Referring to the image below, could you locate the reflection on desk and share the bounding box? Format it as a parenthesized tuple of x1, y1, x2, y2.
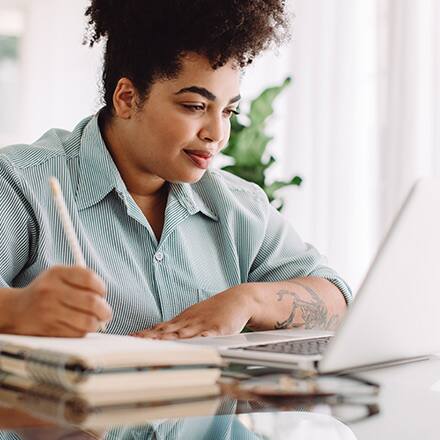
(0, 363, 378, 434)
(2, 358, 440, 439)
(0, 406, 357, 440)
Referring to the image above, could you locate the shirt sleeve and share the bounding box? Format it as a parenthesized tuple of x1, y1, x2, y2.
(0, 155, 38, 287)
(247, 196, 352, 304)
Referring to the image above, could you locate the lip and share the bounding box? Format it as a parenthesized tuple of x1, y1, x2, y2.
(183, 149, 214, 170)
(183, 149, 214, 159)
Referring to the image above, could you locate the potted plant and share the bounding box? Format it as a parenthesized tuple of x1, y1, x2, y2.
(220, 77, 302, 211)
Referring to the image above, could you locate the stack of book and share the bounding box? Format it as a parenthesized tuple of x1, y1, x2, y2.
(0, 333, 223, 428)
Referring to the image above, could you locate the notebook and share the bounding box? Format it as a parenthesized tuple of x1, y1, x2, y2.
(0, 372, 220, 407)
(184, 178, 440, 373)
(0, 333, 222, 391)
(0, 377, 221, 429)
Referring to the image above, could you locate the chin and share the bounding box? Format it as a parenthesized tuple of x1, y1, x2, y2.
(170, 170, 206, 184)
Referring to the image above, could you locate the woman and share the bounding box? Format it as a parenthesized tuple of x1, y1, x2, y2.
(0, 0, 351, 338)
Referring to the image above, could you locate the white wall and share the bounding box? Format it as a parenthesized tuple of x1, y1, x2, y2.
(10, 0, 102, 144)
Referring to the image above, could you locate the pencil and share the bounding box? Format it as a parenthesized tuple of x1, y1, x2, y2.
(49, 176, 107, 332)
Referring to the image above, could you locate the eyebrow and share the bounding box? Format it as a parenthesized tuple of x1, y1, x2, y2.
(174, 86, 241, 105)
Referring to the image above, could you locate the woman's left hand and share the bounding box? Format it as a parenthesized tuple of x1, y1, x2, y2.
(132, 286, 256, 339)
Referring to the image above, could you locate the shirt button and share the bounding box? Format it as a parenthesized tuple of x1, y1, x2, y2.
(154, 252, 164, 262)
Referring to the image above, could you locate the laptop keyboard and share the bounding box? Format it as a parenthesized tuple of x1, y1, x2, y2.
(235, 336, 332, 356)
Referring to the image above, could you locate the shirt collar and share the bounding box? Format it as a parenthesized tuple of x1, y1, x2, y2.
(75, 113, 218, 221)
(76, 113, 126, 210)
(170, 181, 218, 221)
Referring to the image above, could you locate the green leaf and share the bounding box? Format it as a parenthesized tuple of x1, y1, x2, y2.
(275, 201, 284, 212)
(265, 175, 303, 201)
(291, 175, 302, 186)
(230, 113, 245, 132)
(220, 76, 300, 213)
(222, 165, 266, 188)
(227, 127, 272, 167)
(261, 155, 276, 172)
(221, 132, 239, 157)
(249, 77, 292, 127)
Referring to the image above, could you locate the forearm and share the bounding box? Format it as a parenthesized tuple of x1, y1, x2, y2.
(0, 287, 19, 333)
(244, 277, 347, 331)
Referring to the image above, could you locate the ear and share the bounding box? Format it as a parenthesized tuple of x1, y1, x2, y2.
(112, 78, 138, 119)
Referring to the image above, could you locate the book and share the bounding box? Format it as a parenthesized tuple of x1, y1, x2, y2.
(0, 377, 221, 429)
(0, 333, 222, 391)
(0, 372, 220, 407)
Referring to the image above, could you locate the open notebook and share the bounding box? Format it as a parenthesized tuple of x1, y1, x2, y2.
(0, 333, 222, 392)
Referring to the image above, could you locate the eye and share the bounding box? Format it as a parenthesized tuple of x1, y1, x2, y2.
(182, 104, 206, 112)
(223, 108, 240, 118)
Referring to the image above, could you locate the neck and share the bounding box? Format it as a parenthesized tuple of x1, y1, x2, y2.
(99, 114, 167, 199)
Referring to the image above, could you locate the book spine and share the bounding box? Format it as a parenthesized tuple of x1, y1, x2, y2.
(0, 343, 85, 388)
(24, 350, 84, 387)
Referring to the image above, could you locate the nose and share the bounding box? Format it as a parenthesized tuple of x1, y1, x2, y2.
(199, 114, 225, 144)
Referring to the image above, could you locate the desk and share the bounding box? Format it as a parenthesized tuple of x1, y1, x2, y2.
(0, 358, 439, 439)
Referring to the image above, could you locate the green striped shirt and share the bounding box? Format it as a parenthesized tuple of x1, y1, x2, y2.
(0, 114, 351, 334)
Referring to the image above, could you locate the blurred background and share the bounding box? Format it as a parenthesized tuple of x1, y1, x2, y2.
(0, 0, 439, 293)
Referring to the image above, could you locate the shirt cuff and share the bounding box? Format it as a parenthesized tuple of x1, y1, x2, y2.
(308, 267, 353, 304)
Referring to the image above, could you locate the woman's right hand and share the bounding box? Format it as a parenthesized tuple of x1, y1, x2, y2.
(7, 266, 112, 337)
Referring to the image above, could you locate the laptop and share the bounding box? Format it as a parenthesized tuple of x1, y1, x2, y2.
(183, 178, 440, 374)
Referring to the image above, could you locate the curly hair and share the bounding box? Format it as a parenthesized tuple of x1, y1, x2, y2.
(84, 0, 290, 117)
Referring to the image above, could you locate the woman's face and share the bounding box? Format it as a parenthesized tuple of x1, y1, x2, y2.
(121, 53, 241, 185)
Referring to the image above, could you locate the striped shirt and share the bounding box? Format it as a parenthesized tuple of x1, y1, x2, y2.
(0, 113, 351, 334)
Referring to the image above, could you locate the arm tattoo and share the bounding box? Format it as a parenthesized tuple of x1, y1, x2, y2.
(274, 281, 339, 331)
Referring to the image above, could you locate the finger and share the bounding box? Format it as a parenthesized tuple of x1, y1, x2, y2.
(175, 325, 204, 339)
(193, 329, 220, 338)
(136, 316, 192, 338)
(151, 321, 177, 331)
(53, 266, 107, 296)
(52, 319, 90, 337)
(27, 320, 86, 338)
(140, 329, 178, 339)
(133, 330, 159, 339)
(133, 326, 170, 338)
(55, 311, 100, 335)
(59, 289, 112, 322)
(35, 317, 95, 338)
(158, 332, 179, 340)
(151, 320, 188, 335)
